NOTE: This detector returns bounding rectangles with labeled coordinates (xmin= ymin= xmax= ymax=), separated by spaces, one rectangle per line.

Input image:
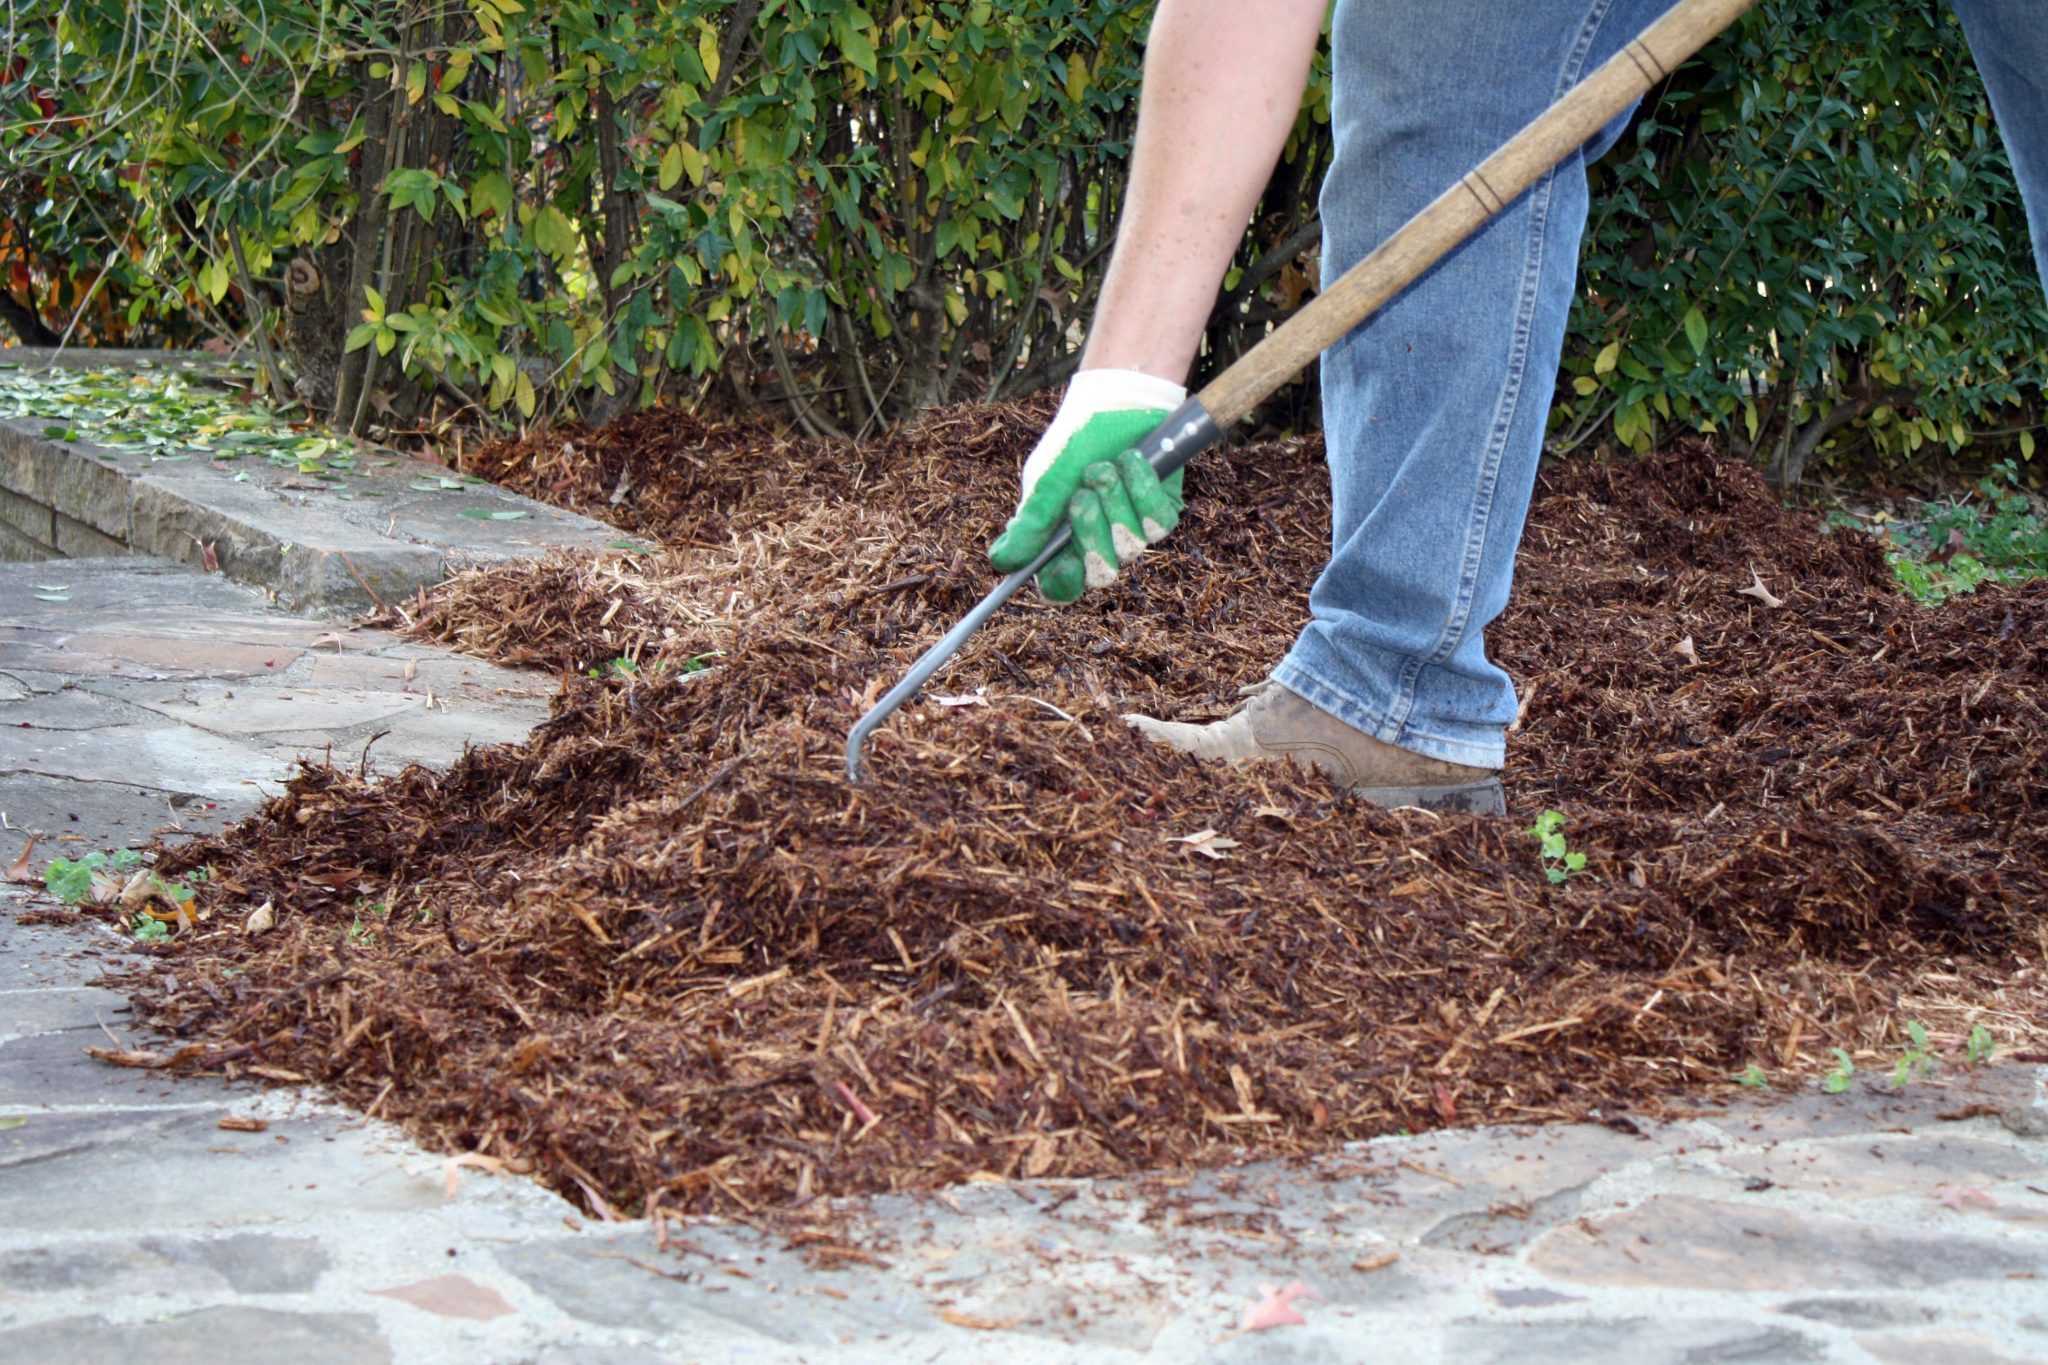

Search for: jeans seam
xmin=1416 ymin=0 xmax=1620 ymax=688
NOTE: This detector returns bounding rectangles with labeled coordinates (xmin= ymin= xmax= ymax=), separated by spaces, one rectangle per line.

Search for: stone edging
xmin=0 ymin=354 xmax=627 ymax=613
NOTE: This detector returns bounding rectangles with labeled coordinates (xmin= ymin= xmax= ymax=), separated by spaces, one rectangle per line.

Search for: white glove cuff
xmin=1022 ymin=369 xmax=1189 ymax=490
xmin=1062 ymin=368 xmax=1189 ymax=417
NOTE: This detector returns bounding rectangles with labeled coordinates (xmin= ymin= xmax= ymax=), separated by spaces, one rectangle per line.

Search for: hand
xmin=988 ymin=369 xmax=1187 ymax=602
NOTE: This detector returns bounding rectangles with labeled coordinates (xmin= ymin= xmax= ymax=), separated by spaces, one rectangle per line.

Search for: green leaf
xmin=659 ymin=143 xmax=685 ymax=192
xmin=1594 ymin=340 xmax=1621 ymax=376
xmin=459 ymin=507 xmax=528 ymax=520
xmin=470 ymin=172 xmax=513 ymax=222
xmin=838 ymin=16 xmax=877 ymax=75
xmin=1682 ymin=305 xmax=1709 ymax=358
xmin=530 ymin=205 xmax=577 ymax=258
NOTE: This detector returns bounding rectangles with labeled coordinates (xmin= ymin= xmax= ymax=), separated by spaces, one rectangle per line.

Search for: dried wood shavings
xmin=112 ymin=406 xmax=2048 ymax=1224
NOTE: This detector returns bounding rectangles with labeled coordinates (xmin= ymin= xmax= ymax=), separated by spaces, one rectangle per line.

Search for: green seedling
xmin=1732 ymin=1064 xmax=1769 ymax=1088
xmin=1967 ymin=1024 xmax=1997 ymax=1065
xmin=130 ymin=915 xmax=171 ymax=943
xmin=1526 ymin=810 xmax=1588 ymax=885
xmin=43 ymin=848 xmax=147 ymax=904
xmin=1822 ymin=1047 xmax=1856 ymax=1094
xmin=1892 ymin=1019 xmax=1938 ymax=1087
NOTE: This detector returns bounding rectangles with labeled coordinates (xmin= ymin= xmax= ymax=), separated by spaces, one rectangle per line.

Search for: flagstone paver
xmin=4 ymin=555 xmax=2048 ymax=1364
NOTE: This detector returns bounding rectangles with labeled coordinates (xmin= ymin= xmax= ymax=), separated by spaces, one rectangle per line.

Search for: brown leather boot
xmin=1124 ymin=682 xmax=1505 ymax=815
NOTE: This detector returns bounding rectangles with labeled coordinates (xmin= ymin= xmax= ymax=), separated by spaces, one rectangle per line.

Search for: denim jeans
xmin=1272 ymin=0 xmax=2048 ymax=770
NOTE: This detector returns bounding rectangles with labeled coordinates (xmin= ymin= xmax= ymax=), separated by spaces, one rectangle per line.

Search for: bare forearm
xmin=1079 ymin=0 xmax=1326 ymax=383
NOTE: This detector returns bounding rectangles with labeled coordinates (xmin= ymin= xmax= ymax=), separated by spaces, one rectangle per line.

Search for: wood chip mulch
xmin=123 ymin=400 xmax=2046 ymax=1221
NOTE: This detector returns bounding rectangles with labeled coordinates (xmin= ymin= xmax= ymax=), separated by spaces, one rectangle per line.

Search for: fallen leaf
xmin=1252 ymin=806 xmax=1291 ymax=821
xmin=217 ymin=1115 xmax=269 ymax=1133
xmin=1241 ymin=1280 xmax=1318 ymax=1331
xmin=1737 ymin=568 xmax=1785 ymax=609
xmin=369 ymin=1273 xmax=516 ymax=1321
xmin=1674 ymin=635 xmax=1700 ymax=666
xmin=1352 ymin=1250 xmax=1400 ymax=1273
xmin=1932 ymin=1182 xmax=1996 ymax=1210
xmin=118 ymin=869 xmax=156 ymax=911
xmin=245 ymin=899 xmax=276 ymax=935
xmin=442 ymin=1151 xmax=509 ymax=1197
xmin=4 ymin=835 xmax=35 ymax=884
xmin=1171 ymin=829 xmax=1241 ymax=861
xmin=933 ymin=691 xmax=989 ymax=708
xmin=938 ymin=1308 xmax=1023 ymax=1331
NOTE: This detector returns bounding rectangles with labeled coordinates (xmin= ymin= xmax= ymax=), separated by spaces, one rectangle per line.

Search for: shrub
xmin=2 ymin=0 xmax=2039 ymax=483
xmin=1560 ymin=0 xmax=2048 ymax=485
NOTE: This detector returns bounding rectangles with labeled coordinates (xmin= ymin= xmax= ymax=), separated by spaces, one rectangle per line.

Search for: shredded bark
xmin=126 ymin=401 xmax=2047 ymax=1220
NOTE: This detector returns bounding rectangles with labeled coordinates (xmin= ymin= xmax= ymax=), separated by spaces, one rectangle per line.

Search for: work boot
xmin=1125 ymin=682 xmax=1506 ymax=815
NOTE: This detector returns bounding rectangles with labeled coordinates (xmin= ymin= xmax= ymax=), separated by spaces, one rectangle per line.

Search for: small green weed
xmin=1891 ymin=1020 xmax=1938 ymax=1087
xmin=1732 ymin=1064 xmax=1769 ymax=1088
xmin=1967 ymin=1024 xmax=1997 ymax=1065
xmin=587 ymin=651 xmax=723 ymax=681
xmin=1821 ymin=1047 xmax=1856 ymax=1094
xmin=130 ymin=915 xmax=172 ymax=943
xmin=43 ymin=847 xmax=145 ymax=904
xmin=1888 ymin=459 xmax=2048 ymax=605
xmin=1526 ymin=810 xmax=1588 ymax=885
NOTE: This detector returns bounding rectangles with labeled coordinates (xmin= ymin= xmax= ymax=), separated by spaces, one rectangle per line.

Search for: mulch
xmin=113 ymin=400 xmax=2047 ymax=1221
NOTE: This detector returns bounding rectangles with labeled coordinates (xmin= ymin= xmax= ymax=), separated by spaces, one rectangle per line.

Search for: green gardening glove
xmin=988 ymin=369 xmax=1188 ymax=602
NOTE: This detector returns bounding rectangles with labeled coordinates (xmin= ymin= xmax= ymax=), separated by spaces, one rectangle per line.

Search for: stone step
xmin=0 ymin=351 xmax=631 ymax=613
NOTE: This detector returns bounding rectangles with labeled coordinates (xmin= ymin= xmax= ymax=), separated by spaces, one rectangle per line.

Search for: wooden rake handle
xmin=847 ymin=0 xmax=1760 ymax=782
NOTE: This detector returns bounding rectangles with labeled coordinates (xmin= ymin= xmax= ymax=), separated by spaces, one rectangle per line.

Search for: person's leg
xmin=1267 ymin=0 xmax=1669 ymax=771
xmin=1948 ymin=0 xmax=2048 ymax=285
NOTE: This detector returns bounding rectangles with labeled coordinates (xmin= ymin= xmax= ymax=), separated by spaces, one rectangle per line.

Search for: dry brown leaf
xmin=1737 ymin=568 xmax=1785 ymax=609
xmin=1352 ymin=1250 xmax=1400 ymax=1273
xmin=245 ymin=899 xmax=276 ymax=935
xmin=3 ymin=835 xmax=35 ymax=884
xmin=1170 ymin=829 xmax=1240 ymax=860
xmin=1932 ymin=1182 xmax=1996 ymax=1210
xmin=442 ymin=1151 xmax=509 ymax=1198
xmin=1241 ymin=1281 xmax=1317 ymax=1332
xmin=1674 ymin=635 xmax=1700 ymax=666
xmin=217 ymin=1115 xmax=269 ymax=1133
xmin=938 ymin=1308 xmax=1023 ymax=1331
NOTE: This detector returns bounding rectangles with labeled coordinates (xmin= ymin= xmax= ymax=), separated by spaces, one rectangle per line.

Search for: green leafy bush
xmin=1562 ymin=0 xmax=2047 ymax=484
xmin=2 ymin=0 xmax=2038 ymax=485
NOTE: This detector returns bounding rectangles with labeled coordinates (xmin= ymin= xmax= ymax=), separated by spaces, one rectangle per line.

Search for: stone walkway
xmin=4 ymin=557 xmax=2048 ymax=1364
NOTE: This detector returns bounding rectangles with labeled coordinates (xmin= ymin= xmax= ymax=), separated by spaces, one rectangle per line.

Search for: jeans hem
xmin=1270 ymin=657 xmax=1506 ymax=771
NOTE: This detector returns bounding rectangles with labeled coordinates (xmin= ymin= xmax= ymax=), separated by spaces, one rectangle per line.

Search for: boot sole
xmin=1352 ymin=778 xmax=1506 ymax=817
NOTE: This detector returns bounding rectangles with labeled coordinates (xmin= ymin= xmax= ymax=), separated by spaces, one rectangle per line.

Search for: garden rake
xmin=846 ymin=0 xmax=1760 ymax=782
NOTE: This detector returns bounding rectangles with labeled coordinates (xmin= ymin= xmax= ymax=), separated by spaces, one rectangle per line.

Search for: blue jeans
xmin=1272 ymin=0 xmax=2048 ymax=770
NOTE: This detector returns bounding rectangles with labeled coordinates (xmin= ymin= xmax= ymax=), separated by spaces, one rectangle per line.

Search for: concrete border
xmin=0 ymin=351 xmax=631 ymax=613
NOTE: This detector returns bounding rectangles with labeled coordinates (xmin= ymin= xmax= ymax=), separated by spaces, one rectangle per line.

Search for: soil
xmin=122 ymin=401 xmax=2048 ymax=1220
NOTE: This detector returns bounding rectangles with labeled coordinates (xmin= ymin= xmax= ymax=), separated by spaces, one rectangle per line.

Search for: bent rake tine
xmin=845 ymin=0 xmax=1759 ymax=783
